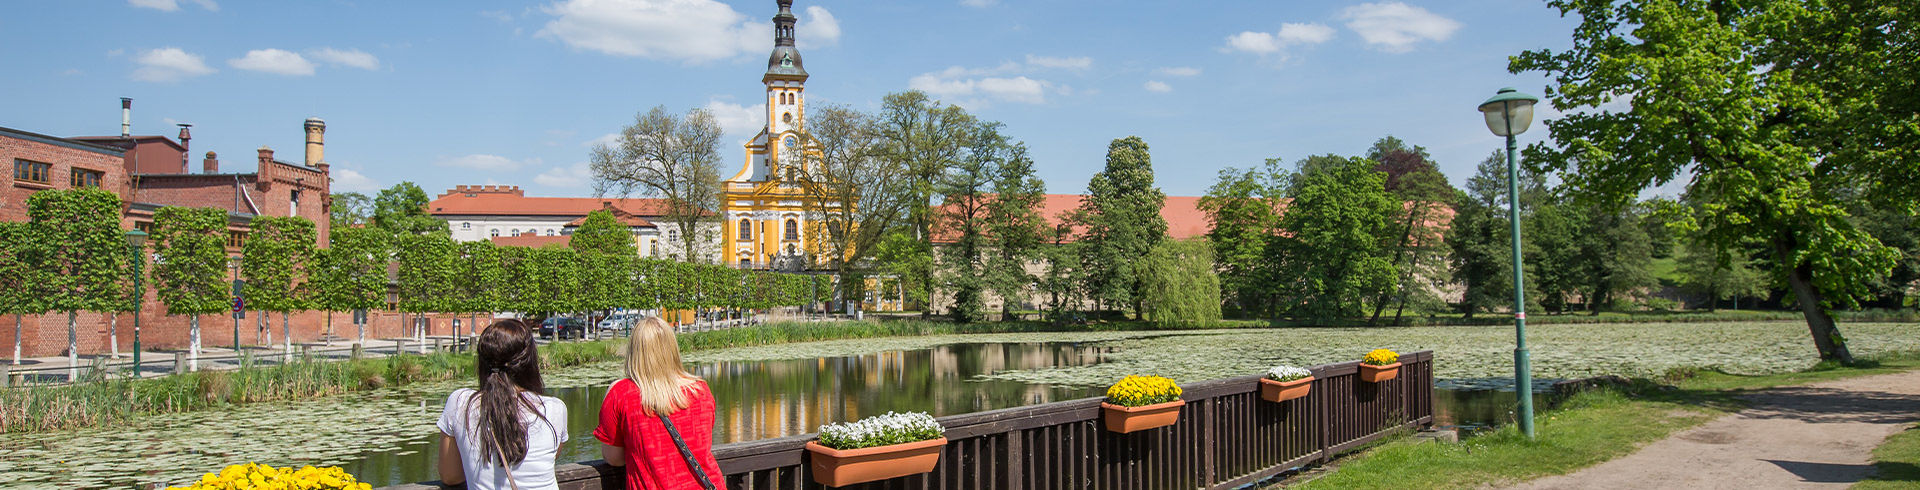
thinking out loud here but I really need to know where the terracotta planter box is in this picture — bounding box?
[1358,362,1401,383]
[1258,376,1314,402]
[1101,399,1185,433]
[804,437,947,487]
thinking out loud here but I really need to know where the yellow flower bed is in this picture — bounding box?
[168,463,371,490]
[1362,348,1399,366]
[1105,375,1182,407]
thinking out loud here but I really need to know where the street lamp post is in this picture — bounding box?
[1478,87,1540,439]
[123,230,147,378]
[230,256,243,355]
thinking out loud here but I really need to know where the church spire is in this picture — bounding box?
[764,0,807,83]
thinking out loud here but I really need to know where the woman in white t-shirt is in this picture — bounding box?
[436,319,568,490]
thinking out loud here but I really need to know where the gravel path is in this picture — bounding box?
[1510,369,1920,489]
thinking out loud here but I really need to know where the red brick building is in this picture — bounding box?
[2,111,347,360]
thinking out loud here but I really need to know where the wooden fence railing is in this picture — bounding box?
[385,350,1434,490]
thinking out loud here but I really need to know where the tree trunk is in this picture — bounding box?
[281,311,292,361]
[1392,250,1421,326]
[110,314,120,358]
[189,314,201,372]
[11,314,20,365]
[1776,236,1854,363]
[67,311,78,381]
[258,313,269,346]
[325,311,334,347]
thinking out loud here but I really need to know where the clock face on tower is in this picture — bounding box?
[784,136,797,148]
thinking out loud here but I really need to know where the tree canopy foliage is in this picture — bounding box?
[372,182,446,236]
[590,106,723,263]
[1077,136,1168,314]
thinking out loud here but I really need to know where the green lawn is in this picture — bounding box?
[1291,352,1920,489]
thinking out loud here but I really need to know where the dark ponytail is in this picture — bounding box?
[469,319,547,466]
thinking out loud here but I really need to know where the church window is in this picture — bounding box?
[738,219,752,240]
[740,258,752,268]
[784,219,799,241]
[782,112,792,124]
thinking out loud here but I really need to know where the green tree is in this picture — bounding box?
[312,226,389,342]
[1365,137,1457,325]
[396,233,459,339]
[0,222,49,364]
[242,216,316,353]
[933,122,997,322]
[27,189,136,377]
[1138,238,1222,326]
[797,104,914,312]
[1198,161,1285,318]
[875,91,978,314]
[590,106,723,263]
[150,206,229,370]
[570,209,636,256]
[1269,155,1399,320]
[1077,136,1168,316]
[1674,239,1768,311]
[1571,202,1656,313]
[329,191,373,228]
[372,182,447,236]
[983,141,1049,320]
[1448,151,1553,317]
[1512,0,1913,361]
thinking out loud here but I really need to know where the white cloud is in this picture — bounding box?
[1026,54,1092,70]
[1155,66,1201,77]
[538,0,839,62]
[310,47,380,70]
[435,154,535,171]
[704,99,766,139]
[330,168,380,193]
[1341,2,1460,52]
[132,47,215,82]
[584,133,621,149]
[909,65,1056,105]
[1277,23,1337,45]
[1143,81,1172,93]
[1225,22,1334,56]
[229,49,316,76]
[129,0,217,12]
[534,162,593,189]
[960,0,996,6]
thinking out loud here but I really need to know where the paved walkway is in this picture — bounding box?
[1511,369,1920,489]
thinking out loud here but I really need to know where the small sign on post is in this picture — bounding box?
[232,296,245,319]
[352,309,367,325]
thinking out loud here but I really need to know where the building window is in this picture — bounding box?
[13,159,51,184]
[784,219,799,241]
[462,222,472,230]
[738,219,752,240]
[740,258,751,268]
[490,229,500,238]
[69,167,103,188]
[544,229,555,236]
[289,189,301,217]
[226,231,247,249]
[511,228,519,236]
[668,229,680,242]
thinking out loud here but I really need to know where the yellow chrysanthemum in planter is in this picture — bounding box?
[1105,375,1182,407]
[1363,348,1400,366]
[169,463,371,490]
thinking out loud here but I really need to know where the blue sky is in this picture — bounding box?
[1,0,1588,200]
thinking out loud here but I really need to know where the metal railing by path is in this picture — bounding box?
[383,351,1434,490]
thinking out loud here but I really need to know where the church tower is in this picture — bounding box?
[720,0,824,270]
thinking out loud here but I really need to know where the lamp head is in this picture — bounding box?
[124,229,148,248]
[1478,87,1540,137]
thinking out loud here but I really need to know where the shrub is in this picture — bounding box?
[1105,375,1182,407]
[815,411,944,450]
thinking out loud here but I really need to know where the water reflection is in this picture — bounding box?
[340,342,1111,487]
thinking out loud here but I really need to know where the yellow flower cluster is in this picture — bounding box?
[1362,348,1399,366]
[168,463,371,490]
[1105,375,1182,407]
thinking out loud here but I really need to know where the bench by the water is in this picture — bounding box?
[384,350,1436,489]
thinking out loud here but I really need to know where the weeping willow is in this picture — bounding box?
[1139,239,1222,326]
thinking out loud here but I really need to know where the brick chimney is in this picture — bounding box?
[257,146,274,183]
[304,118,325,167]
[177,123,192,173]
[203,151,219,174]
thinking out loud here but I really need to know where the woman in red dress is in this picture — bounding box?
[594,316,724,489]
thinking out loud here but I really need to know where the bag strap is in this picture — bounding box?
[658,413,718,490]
[490,429,523,490]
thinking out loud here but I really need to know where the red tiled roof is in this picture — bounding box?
[490,232,571,248]
[429,185,674,217]
[932,194,1212,244]
[564,204,657,227]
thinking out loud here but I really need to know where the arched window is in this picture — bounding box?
[510,228,519,236]
[784,219,799,241]
[738,219,752,240]
[544,229,555,236]
[462,222,471,230]
[490,229,500,238]
[782,112,792,124]
[740,258,752,268]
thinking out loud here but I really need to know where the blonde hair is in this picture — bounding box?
[623,316,700,416]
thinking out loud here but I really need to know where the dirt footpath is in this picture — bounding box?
[1510,369,1920,489]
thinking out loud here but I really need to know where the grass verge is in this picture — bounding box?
[1859,422,1920,489]
[1293,351,1920,489]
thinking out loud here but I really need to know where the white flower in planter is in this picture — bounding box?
[1265,365,1312,382]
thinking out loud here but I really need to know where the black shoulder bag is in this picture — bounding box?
[658,413,718,490]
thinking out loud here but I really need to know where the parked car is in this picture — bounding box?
[538,317,586,339]
[597,314,637,331]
